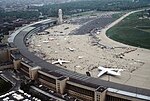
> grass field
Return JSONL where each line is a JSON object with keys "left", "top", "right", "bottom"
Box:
{"left": 106, "top": 11, "right": 150, "bottom": 49}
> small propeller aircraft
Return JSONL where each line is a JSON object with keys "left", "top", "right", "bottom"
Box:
{"left": 52, "top": 59, "right": 70, "bottom": 65}
{"left": 97, "top": 66, "right": 125, "bottom": 77}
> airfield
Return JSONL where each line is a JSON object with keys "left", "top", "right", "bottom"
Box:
{"left": 28, "top": 11, "right": 150, "bottom": 90}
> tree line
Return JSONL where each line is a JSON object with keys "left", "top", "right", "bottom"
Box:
{"left": 0, "top": 11, "right": 39, "bottom": 19}
{"left": 38, "top": 0, "right": 150, "bottom": 17}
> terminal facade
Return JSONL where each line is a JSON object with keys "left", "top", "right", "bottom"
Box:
{"left": 1, "top": 46, "right": 148, "bottom": 101}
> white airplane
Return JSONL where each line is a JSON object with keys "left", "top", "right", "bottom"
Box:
{"left": 42, "top": 40, "right": 50, "bottom": 43}
{"left": 97, "top": 66, "right": 125, "bottom": 77}
{"left": 52, "top": 59, "right": 70, "bottom": 65}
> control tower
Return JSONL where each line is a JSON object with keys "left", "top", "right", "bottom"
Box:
{"left": 58, "top": 9, "right": 63, "bottom": 24}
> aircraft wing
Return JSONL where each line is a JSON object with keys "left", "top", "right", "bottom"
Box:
{"left": 98, "top": 70, "right": 106, "bottom": 77}
{"left": 109, "top": 68, "right": 125, "bottom": 71}
{"left": 98, "top": 66, "right": 105, "bottom": 70}
{"left": 62, "top": 60, "right": 70, "bottom": 63}
{"left": 52, "top": 61, "right": 58, "bottom": 64}
{"left": 108, "top": 70, "right": 121, "bottom": 76}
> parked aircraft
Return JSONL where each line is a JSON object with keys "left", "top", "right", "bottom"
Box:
{"left": 52, "top": 59, "right": 70, "bottom": 65}
{"left": 98, "top": 66, "right": 125, "bottom": 77}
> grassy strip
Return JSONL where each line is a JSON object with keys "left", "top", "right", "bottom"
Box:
{"left": 106, "top": 11, "right": 150, "bottom": 49}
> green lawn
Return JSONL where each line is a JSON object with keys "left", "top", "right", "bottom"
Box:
{"left": 106, "top": 11, "right": 150, "bottom": 49}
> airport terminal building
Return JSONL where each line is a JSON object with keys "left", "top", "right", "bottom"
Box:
{"left": 0, "top": 19, "right": 150, "bottom": 101}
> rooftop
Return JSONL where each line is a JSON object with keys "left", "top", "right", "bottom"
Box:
{"left": 57, "top": 76, "right": 68, "bottom": 81}
{"left": 40, "top": 68, "right": 63, "bottom": 78}
{"left": 69, "top": 77, "right": 100, "bottom": 89}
